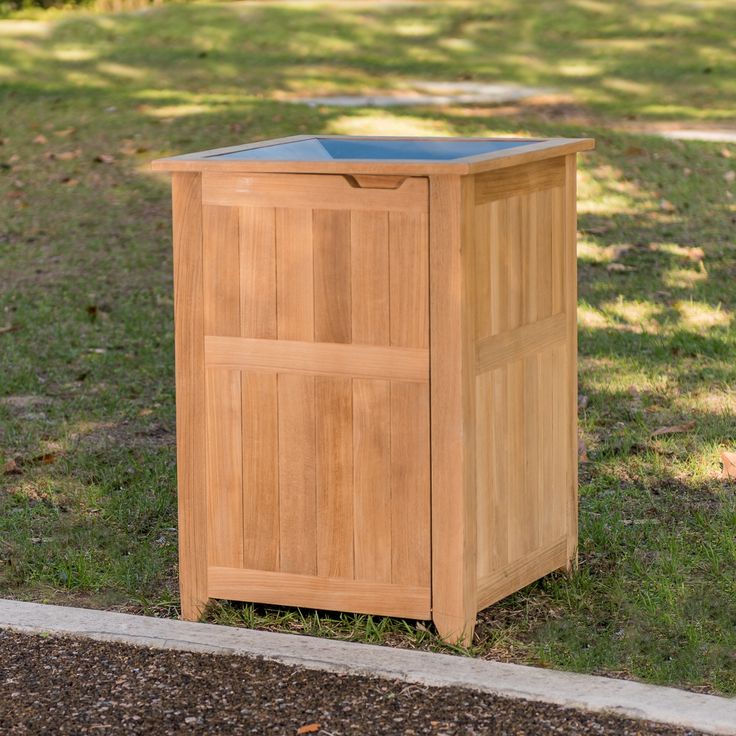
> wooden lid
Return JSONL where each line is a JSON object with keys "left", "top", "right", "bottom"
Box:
{"left": 151, "top": 135, "right": 594, "bottom": 176}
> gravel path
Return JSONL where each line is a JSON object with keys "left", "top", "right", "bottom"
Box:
{"left": 0, "top": 629, "right": 705, "bottom": 735}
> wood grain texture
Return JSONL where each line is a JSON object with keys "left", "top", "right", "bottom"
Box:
{"left": 471, "top": 159, "right": 578, "bottom": 598}
{"left": 475, "top": 313, "right": 566, "bottom": 374}
{"left": 352, "top": 379, "right": 391, "bottom": 583}
{"left": 316, "top": 376, "right": 354, "bottom": 579}
{"left": 350, "top": 211, "right": 390, "bottom": 345}
{"left": 314, "top": 209, "right": 352, "bottom": 344}
{"left": 205, "top": 368, "right": 243, "bottom": 568}
{"left": 204, "top": 336, "right": 428, "bottom": 382}
{"left": 171, "top": 172, "right": 208, "bottom": 621}
{"left": 208, "top": 566, "right": 431, "bottom": 619}
{"left": 202, "top": 205, "right": 240, "bottom": 336}
{"left": 239, "top": 206, "right": 276, "bottom": 339}
{"left": 390, "top": 381, "right": 430, "bottom": 587}
{"left": 241, "top": 372, "right": 279, "bottom": 571}
{"left": 276, "top": 207, "right": 313, "bottom": 341}
{"left": 389, "top": 211, "right": 429, "bottom": 348}
{"left": 476, "top": 537, "right": 568, "bottom": 610}
{"left": 474, "top": 156, "right": 565, "bottom": 204}
{"left": 277, "top": 374, "right": 317, "bottom": 575}
{"left": 429, "top": 174, "right": 478, "bottom": 645}
{"left": 203, "top": 172, "right": 427, "bottom": 212}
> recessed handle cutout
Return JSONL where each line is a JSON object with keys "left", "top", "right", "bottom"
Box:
{"left": 344, "top": 174, "right": 408, "bottom": 190}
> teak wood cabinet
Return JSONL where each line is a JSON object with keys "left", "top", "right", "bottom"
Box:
{"left": 152, "top": 135, "right": 594, "bottom": 644}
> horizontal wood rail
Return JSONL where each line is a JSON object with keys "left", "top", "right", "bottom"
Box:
{"left": 475, "top": 313, "right": 567, "bottom": 375}
{"left": 202, "top": 172, "right": 427, "bottom": 212}
{"left": 477, "top": 538, "right": 568, "bottom": 611}
{"left": 474, "top": 156, "right": 565, "bottom": 204}
{"left": 205, "top": 336, "right": 429, "bottom": 383}
{"left": 208, "top": 567, "right": 431, "bottom": 619}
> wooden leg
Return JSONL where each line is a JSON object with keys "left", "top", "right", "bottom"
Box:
{"left": 429, "top": 175, "right": 478, "bottom": 650}
{"left": 172, "top": 172, "right": 209, "bottom": 622}
{"left": 433, "top": 611, "right": 476, "bottom": 647}
{"left": 180, "top": 574, "right": 209, "bottom": 621}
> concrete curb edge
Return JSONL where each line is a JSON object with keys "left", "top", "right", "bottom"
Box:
{"left": 0, "top": 600, "right": 734, "bottom": 734}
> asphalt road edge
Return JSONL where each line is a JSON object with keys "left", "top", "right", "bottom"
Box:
{"left": 0, "top": 599, "right": 734, "bottom": 735}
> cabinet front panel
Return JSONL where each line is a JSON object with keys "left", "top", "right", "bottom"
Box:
{"left": 199, "top": 175, "right": 430, "bottom": 617}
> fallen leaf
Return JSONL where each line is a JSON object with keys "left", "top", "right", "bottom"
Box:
{"left": 56, "top": 149, "right": 81, "bottom": 161}
{"left": 578, "top": 394, "right": 589, "bottom": 410}
{"left": 3, "top": 458, "right": 21, "bottom": 475}
{"left": 651, "top": 421, "right": 696, "bottom": 437}
{"left": 659, "top": 199, "right": 676, "bottom": 212}
{"left": 578, "top": 438, "right": 588, "bottom": 463}
{"left": 60, "top": 177, "right": 79, "bottom": 187}
{"left": 296, "top": 724, "right": 321, "bottom": 734}
{"left": 32, "top": 452, "right": 59, "bottom": 465}
{"left": 725, "top": 170, "right": 735, "bottom": 184}
{"left": 33, "top": 134, "right": 48, "bottom": 145}
{"left": 94, "top": 154, "right": 114, "bottom": 164}
{"left": 606, "top": 262, "right": 632, "bottom": 272}
{"left": 720, "top": 451, "right": 736, "bottom": 480}
{"left": 624, "top": 145, "right": 645, "bottom": 157}
{"left": 0, "top": 323, "right": 20, "bottom": 335}
{"left": 722, "top": 147, "right": 732, "bottom": 159}
{"left": 54, "top": 127, "right": 76, "bottom": 137}
{"left": 582, "top": 224, "right": 611, "bottom": 235}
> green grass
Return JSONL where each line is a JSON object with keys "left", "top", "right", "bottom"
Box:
{"left": 1, "top": 0, "right": 735, "bottom": 695}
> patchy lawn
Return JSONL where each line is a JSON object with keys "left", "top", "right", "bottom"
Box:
{"left": 1, "top": 0, "right": 734, "bottom": 694}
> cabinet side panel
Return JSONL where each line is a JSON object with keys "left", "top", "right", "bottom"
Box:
{"left": 473, "top": 157, "right": 574, "bottom": 610}
{"left": 171, "top": 172, "right": 208, "bottom": 620}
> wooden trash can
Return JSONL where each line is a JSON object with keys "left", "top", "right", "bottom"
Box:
{"left": 152, "top": 135, "right": 594, "bottom": 644}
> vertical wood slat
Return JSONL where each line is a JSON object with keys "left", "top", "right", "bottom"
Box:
{"left": 276, "top": 208, "right": 317, "bottom": 575}
{"left": 353, "top": 379, "right": 391, "bottom": 582}
{"left": 242, "top": 372, "right": 279, "bottom": 571}
{"left": 203, "top": 205, "right": 240, "bottom": 336}
{"left": 489, "top": 199, "right": 504, "bottom": 336}
{"left": 351, "top": 211, "right": 390, "bottom": 346}
{"left": 505, "top": 196, "right": 523, "bottom": 332}
{"left": 278, "top": 374, "right": 317, "bottom": 575}
{"left": 390, "top": 211, "right": 429, "bottom": 348}
{"left": 474, "top": 204, "right": 491, "bottom": 341}
{"left": 277, "top": 207, "right": 313, "bottom": 341}
{"left": 205, "top": 368, "right": 243, "bottom": 568}
{"left": 202, "top": 203, "right": 243, "bottom": 571}
{"left": 314, "top": 209, "right": 352, "bottom": 344}
{"left": 475, "top": 372, "right": 491, "bottom": 577}
{"left": 490, "top": 366, "right": 509, "bottom": 571}
{"left": 240, "top": 206, "right": 280, "bottom": 573}
{"left": 240, "top": 207, "right": 276, "bottom": 339}
{"left": 521, "top": 193, "right": 538, "bottom": 325}
{"left": 316, "top": 376, "right": 354, "bottom": 579}
{"left": 551, "top": 186, "right": 565, "bottom": 314}
{"left": 390, "top": 381, "right": 430, "bottom": 587}
{"left": 536, "top": 189, "right": 554, "bottom": 320}
{"left": 171, "top": 172, "right": 208, "bottom": 620}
